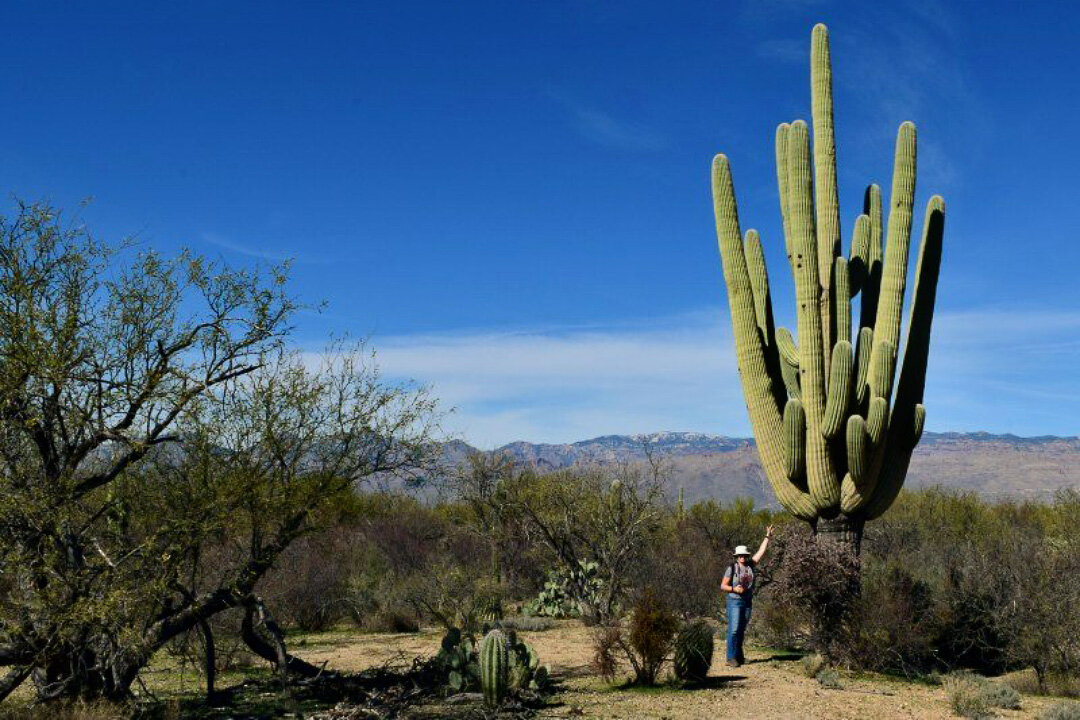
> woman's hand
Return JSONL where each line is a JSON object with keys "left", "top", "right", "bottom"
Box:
{"left": 765, "top": 524, "right": 774, "bottom": 539}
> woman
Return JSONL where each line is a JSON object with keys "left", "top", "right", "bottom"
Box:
{"left": 719, "top": 524, "right": 773, "bottom": 667}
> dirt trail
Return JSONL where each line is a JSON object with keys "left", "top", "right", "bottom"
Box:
{"left": 294, "top": 622, "right": 1055, "bottom": 719}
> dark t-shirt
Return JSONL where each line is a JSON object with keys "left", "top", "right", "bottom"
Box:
{"left": 723, "top": 560, "right": 756, "bottom": 602}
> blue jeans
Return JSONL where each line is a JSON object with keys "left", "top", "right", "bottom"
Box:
{"left": 725, "top": 595, "right": 752, "bottom": 662}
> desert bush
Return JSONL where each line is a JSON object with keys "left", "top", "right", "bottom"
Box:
{"left": 834, "top": 563, "right": 938, "bottom": 674}
{"left": 944, "top": 673, "right": 994, "bottom": 719}
{"left": 588, "top": 588, "right": 679, "bottom": 686}
{"left": 816, "top": 668, "right": 842, "bottom": 689}
{"left": 767, "top": 524, "right": 860, "bottom": 658}
{"left": 944, "top": 672, "right": 1021, "bottom": 718}
{"left": 625, "top": 588, "right": 679, "bottom": 685}
{"left": 1040, "top": 702, "right": 1080, "bottom": 720}
{"left": 499, "top": 616, "right": 555, "bottom": 632}
{"left": 800, "top": 653, "right": 826, "bottom": 678}
{"left": 505, "top": 461, "right": 665, "bottom": 624}
{"left": 258, "top": 529, "right": 358, "bottom": 631}
{"left": 590, "top": 622, "right": 625, "bottom": 683}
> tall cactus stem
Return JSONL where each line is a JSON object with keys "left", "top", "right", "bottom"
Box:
{"left": 787, "top": 120, "right": 840, "bottom": 512}
{"left": 811, "top": 23, "right": 841, "bottom": 353}
{"left": 712, "top": 154, "right": 817, "bottom": 520}
{"left": 775, "top": 123, "right": 795, "bottom": 270}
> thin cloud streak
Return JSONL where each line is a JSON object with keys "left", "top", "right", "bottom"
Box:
{"left": 363, "top": 306, "right": 1080, "bottom": 448}
{"left": 202, "top": 233, "right": 331, "bottom": 265}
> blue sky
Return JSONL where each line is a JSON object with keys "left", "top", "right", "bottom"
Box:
{"left": 3, "top": 1, "right": 1078, "bottom": 446}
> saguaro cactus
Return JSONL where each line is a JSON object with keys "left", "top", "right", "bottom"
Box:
{"left": 479, "top": 629, "right": 510, "bottom": 706}
{"left": 711, "top": 24, "right": 944, "bottom": 552}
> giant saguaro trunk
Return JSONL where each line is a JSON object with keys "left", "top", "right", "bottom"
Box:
{"left": 710, "top": 24, "right": 945, "bottom": 555}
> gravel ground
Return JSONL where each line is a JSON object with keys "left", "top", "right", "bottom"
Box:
{"left": 291, "top": 621, "right": 1057, "bottom": 719}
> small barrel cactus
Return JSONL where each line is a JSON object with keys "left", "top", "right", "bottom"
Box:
{"left": 673, "top": 619, "right": 714, "bottom": 682}
{"left": 479, "top": 629, "right": 510, "bottom": 706}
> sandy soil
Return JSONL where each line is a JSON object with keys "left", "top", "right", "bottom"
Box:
{"left": 291, "top": 621, "right": 1060, "bottom": 719}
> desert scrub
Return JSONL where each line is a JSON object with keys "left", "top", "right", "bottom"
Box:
{"left": 800, "top": 653, "right": 826, "bottom": 678}
{"left": 499, "top": 616, "right": 555, "bottom": 632}
{"left": 816, "top": 668, "right": 843, "bottom": 689}
{"left": 1040, "top": 702, "right": 1080, "bottom": 720}
{"left": 944, "top": 671, "right": 1021, "bottom": 718}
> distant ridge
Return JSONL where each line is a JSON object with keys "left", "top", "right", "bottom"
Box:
{"left": 447, "top": 431, "right": 1080, "bottom": 508}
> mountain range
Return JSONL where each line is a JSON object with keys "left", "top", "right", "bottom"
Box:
{"left": 443, "top": 432, "right": 1080, "bottom": 508}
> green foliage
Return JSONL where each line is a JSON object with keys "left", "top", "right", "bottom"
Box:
{"left": 672, "top": 619, "right": 714, "bottom": 683}
{"left": 0, "top": 199, "right": 440, "bottom": 702}
{"left": 711, "top": 23, "right": 945, "bottom": 534}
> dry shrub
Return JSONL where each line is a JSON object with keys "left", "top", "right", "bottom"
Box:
{"left": 767, "top": 525, "right": 860, "bottom": 658}
{"left": 626, "top": 588, "right": 679, "bottom": 685}
{"left": 945, "top": 672, "right": 1021, "bottom": 718}
{"left": 591, "top": 622, "right": 625, "bottom": 682}
{"left": 1040, "top": 702, "right": 1080, "bottom": 720}
{"left": 800, "top": 653, "right": 826, "bottom": 678}
{"left": 588, "top": 589, "right": 678, "bottom": 686}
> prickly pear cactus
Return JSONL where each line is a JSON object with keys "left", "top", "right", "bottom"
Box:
{"left": 479, "top": 629, "right": 510, "bottom": 706}
{"left": 710, "top": 24, "right": 945, "bottom": 552}
{"left": 673, "top": 619, "right": 714, "bottom": 682}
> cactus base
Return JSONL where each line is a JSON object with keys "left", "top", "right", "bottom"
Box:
{"left": 813, "top": 516, "right": 864, "bottom": 556}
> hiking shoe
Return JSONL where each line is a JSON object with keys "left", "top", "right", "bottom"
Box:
{"left": 726, "top": 659, "right": 740, "bottom": 667}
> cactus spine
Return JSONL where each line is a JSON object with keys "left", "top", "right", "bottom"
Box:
{"left": 479, "top": 629, "right": 510, "bottom": 706}
{"left": 673, "top": 619, "right": 714, "bottom": 683}
{"left": 710, "top": 24, "right": 944, "bottom": 549}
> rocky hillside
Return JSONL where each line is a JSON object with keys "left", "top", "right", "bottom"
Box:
{"left": 456, "top": 432, "right": 1080, "bottom": 508}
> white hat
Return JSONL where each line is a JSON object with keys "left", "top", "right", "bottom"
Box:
{"left": 733, "top": 545, "right": 751, "bottom": 556}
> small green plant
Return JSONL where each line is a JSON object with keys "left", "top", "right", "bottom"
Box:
{"left": 944, "top": 672, "right": 1021, "bottom": 718}
{"left": 434, "top": 628, "right": 480, "bottom": 694}
{"left": 816, "top": 668, "right": 843, "bottom": 689}
{"left": 800, "top": 653, "right": 826, "bottom": 679}
{"left": 479, "top": 629, "right": 510, "bottom": 707}
{"left": 1039, "top": 702, "right": 1080, "bottom": 720}
{"left": 673, "top": 619, "right": 714, "bottom": 683}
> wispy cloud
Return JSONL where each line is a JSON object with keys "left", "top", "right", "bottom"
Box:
{"left": 363, "top": 306, "right": 1080, "bottom": 448}
{"left": 549, "top": 94, "right": 667, "bottom": 153}
{"left": 202, "top": 233, "right": 330, "bottom": 265}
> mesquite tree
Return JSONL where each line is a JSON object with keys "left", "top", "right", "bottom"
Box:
{"left": 0, "top": 202, "right": 437, "bottom": 702}
{"left": 710, "top": 24, "right": 945, "bottom": 553}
